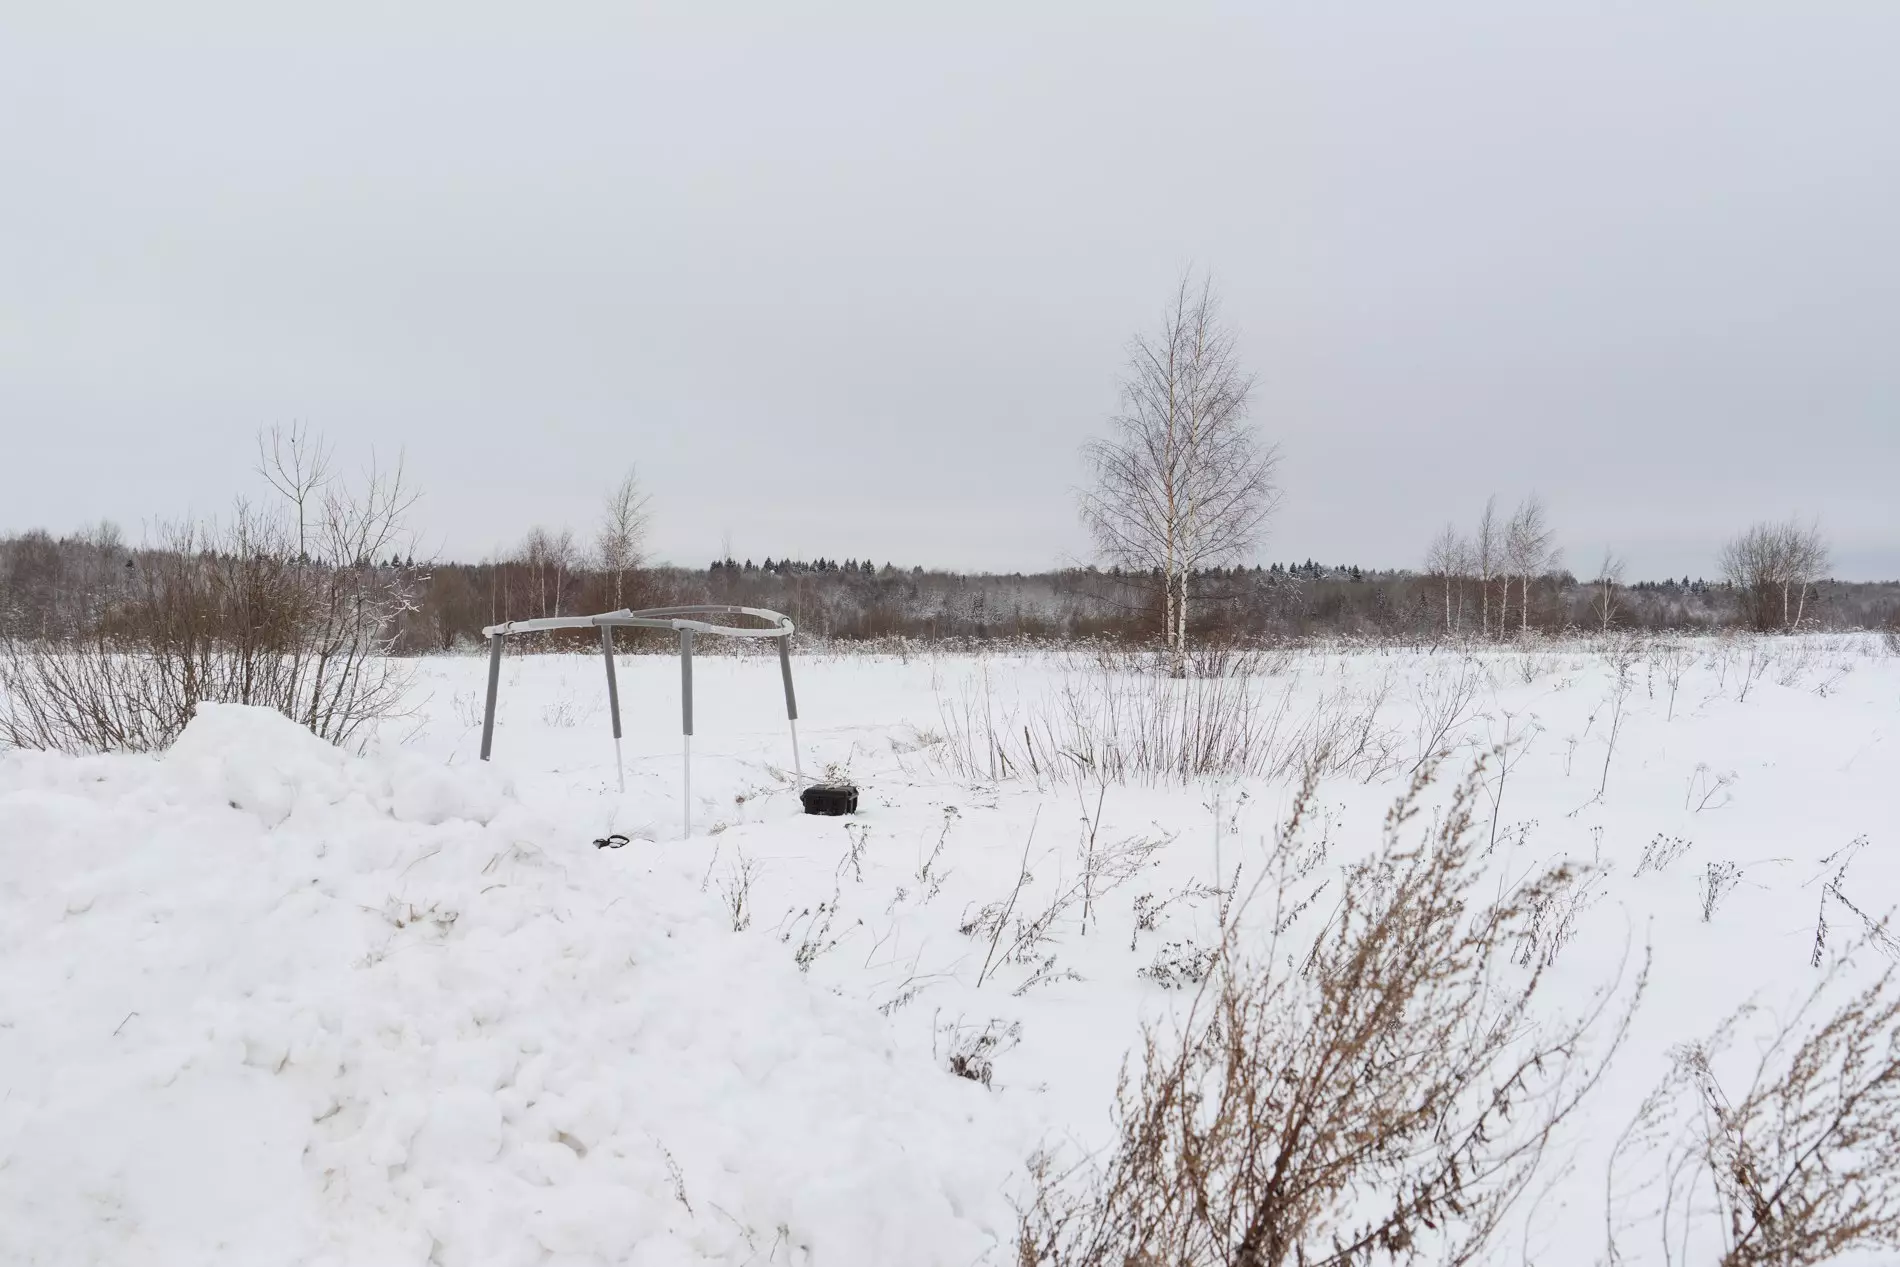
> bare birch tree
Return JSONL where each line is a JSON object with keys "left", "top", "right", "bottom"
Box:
{"left": 518, "top": 527, "right": 576, "bottom": 618}
{"left": 1078, "top": 274, "right": 1280, "bottom": 672}
{"left": 1504, "top": 494, "right": 1559, "bottom": 635}
{"left": 1425, "top": 523, "right": 1470, "bottom": 635}
{"left": 1474, "top": 497, "right": 1500, "bottom": 639}
{"left": 1591, "top": 549, "right": 1626, "bottom": 632}
{"left": 597, "top": 468, "right": 652, "bottom": 609}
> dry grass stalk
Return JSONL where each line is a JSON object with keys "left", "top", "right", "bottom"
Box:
{"left": 935, "top": 662, "right": 1399, "bottom": 789}
{"left": 1018, "top": 756, "right": 1642, "bottom": 1267}
{"left": 1610, "top": 945, "right": 1900, "bottom": 1267}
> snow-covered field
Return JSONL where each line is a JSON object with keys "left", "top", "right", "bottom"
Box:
{"left": 3, "top": 635, "right": 1895, "bottom": 1265}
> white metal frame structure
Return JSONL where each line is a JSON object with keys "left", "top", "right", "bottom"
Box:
{"left": 478, "top": 605, "right": 801, "bottom": 838}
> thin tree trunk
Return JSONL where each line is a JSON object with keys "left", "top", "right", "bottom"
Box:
{"left": 1176, "top": 568, "right": 1190, "bottom": 673}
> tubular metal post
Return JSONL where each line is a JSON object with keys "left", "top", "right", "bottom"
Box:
{"left": 680, "top": 628, "right": 695, "bottom": 838}
{"left": 475, "top": 607, "right": 791, "bottom": 820}
{"left": 601, "top": 625, "right": 624, "bottom": 793}
{"left": 479, "top": 633, "right": 504, "bottom": 760}
{"left": 778, "top": 635, "right": 802, "bottom": 783}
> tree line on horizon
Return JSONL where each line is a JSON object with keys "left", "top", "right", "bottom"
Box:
{"left": 4, "top": 521, "right": 1895, "bottom": 656}
{"left": 1, "top": 270, "right": 1893, "bottom": 681}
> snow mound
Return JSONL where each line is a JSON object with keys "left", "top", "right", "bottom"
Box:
{"left": 0, "top": 707, "right": 1018, "bottom": 1266}
{"left": 167, "top": 702, "right": 507, "bottom": 828}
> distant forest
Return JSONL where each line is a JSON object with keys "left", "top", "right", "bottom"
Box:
{"left": 5, "top": 528, "right": 1896, "bottom": 653}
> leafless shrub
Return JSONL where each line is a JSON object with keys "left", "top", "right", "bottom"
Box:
{"left": 1139, "top": 938, "right": 1220, "bottom": 990}
{"left": 1774, "top": 639, "right": 1818, "bottom": 689}
{"left": 935, "top": 655, "right": 1406, "bottom": 790}
{"left": 1610, "top": 946, "right": 1900, "bottom": 1267}
{"left": 960, "top": 809, "right": 1162, "bottom": 991}
{"left": 539, "top": 695, "right": 581, "bottom": 727}
{"left": 720, "top": 850, "right": 761, "bottom": 932}
{"left": 938, "top": 664, "right": 1278, "bottom": 786}
{"left": 1600, "top": 629, "right": 1645, "bottom": 679}
{"left": 779, "top": 881, "right": 854, "bottom": 972}
{"left": 1406, "top": 657, "right": 1484, "bottom": 776}
{"left": 1720, "top": 518, "right": 1829, "bottom": 632}
{"left": 1809, "top": 658, "right": 1852, "bottom": 699}
{"left": 1129, "top": 879, "right": 1229, "bottom": 952}
{"left": 1184, "top": 638, "right": 1295, "bottom": 680}
{"left": 1701, "top": 861, "right": 1744, "bottom": 922}
{"left": 1005, "top": 876, "right": 1087, "bottom": 970}
{"left": 450, "top": 690, "right": 482, "bottom": 729}
{"left": 1081, "top": 830, "right": 1169, "bottom": 938}
{"left": 1515, "top": 862, "right": 1608, "bottom": 969}
{"left": 0, "top": 429, "right": 418, "bottom": 753}
{"left": 1018, "top": 758, "right": 1642, "bottom": 1267}
{"left": 1299, "top": 673, "right": 1404, "bottom": 786}
{"left": 937, "top": 1015, "right": 1023, "bottom": 1089}
{"left": 1068, "top": 776, "right": 1173, "bottom": 935}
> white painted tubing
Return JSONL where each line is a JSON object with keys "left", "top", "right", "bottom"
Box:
{"left": 479, "top": 606, "right": 805, "bottom": 835}
{"left": 481, "top": 605, "right": 795, "bottom": 641}
{"left": 682, "top": 735, "right": 692, "bottom": 839}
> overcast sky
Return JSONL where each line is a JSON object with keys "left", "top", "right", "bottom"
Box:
{"left": 3, "top": 2, "right": 1895, "bottom": 578}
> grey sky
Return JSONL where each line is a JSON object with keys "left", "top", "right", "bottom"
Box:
{"left": 3, "top": 2, "right": 1895, "bottom": 579}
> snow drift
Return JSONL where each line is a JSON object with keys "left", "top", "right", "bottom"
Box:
{"left": 0, "top": 705, "right": 1019, "bottom": 1266}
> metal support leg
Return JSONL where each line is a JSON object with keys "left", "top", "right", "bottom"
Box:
{"left": 479, "top": 633, "right": 503, "bottom": 760}
{"left": 601, "top": 625, "right": 623, "bottom": 793}
{"left": 778, "top": 635, "right": 803, "bottom": 783}
{"left": 680, "top": 628, "right": 695, "bottom": 838}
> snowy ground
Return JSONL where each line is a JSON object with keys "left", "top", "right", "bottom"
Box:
{"left": 3, "top": 634, "right": 1896, "bottom": 1265}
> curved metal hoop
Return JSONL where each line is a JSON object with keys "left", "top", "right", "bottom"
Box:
{"left": 481, "top": 604, "right": 795, "bottom": 641}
